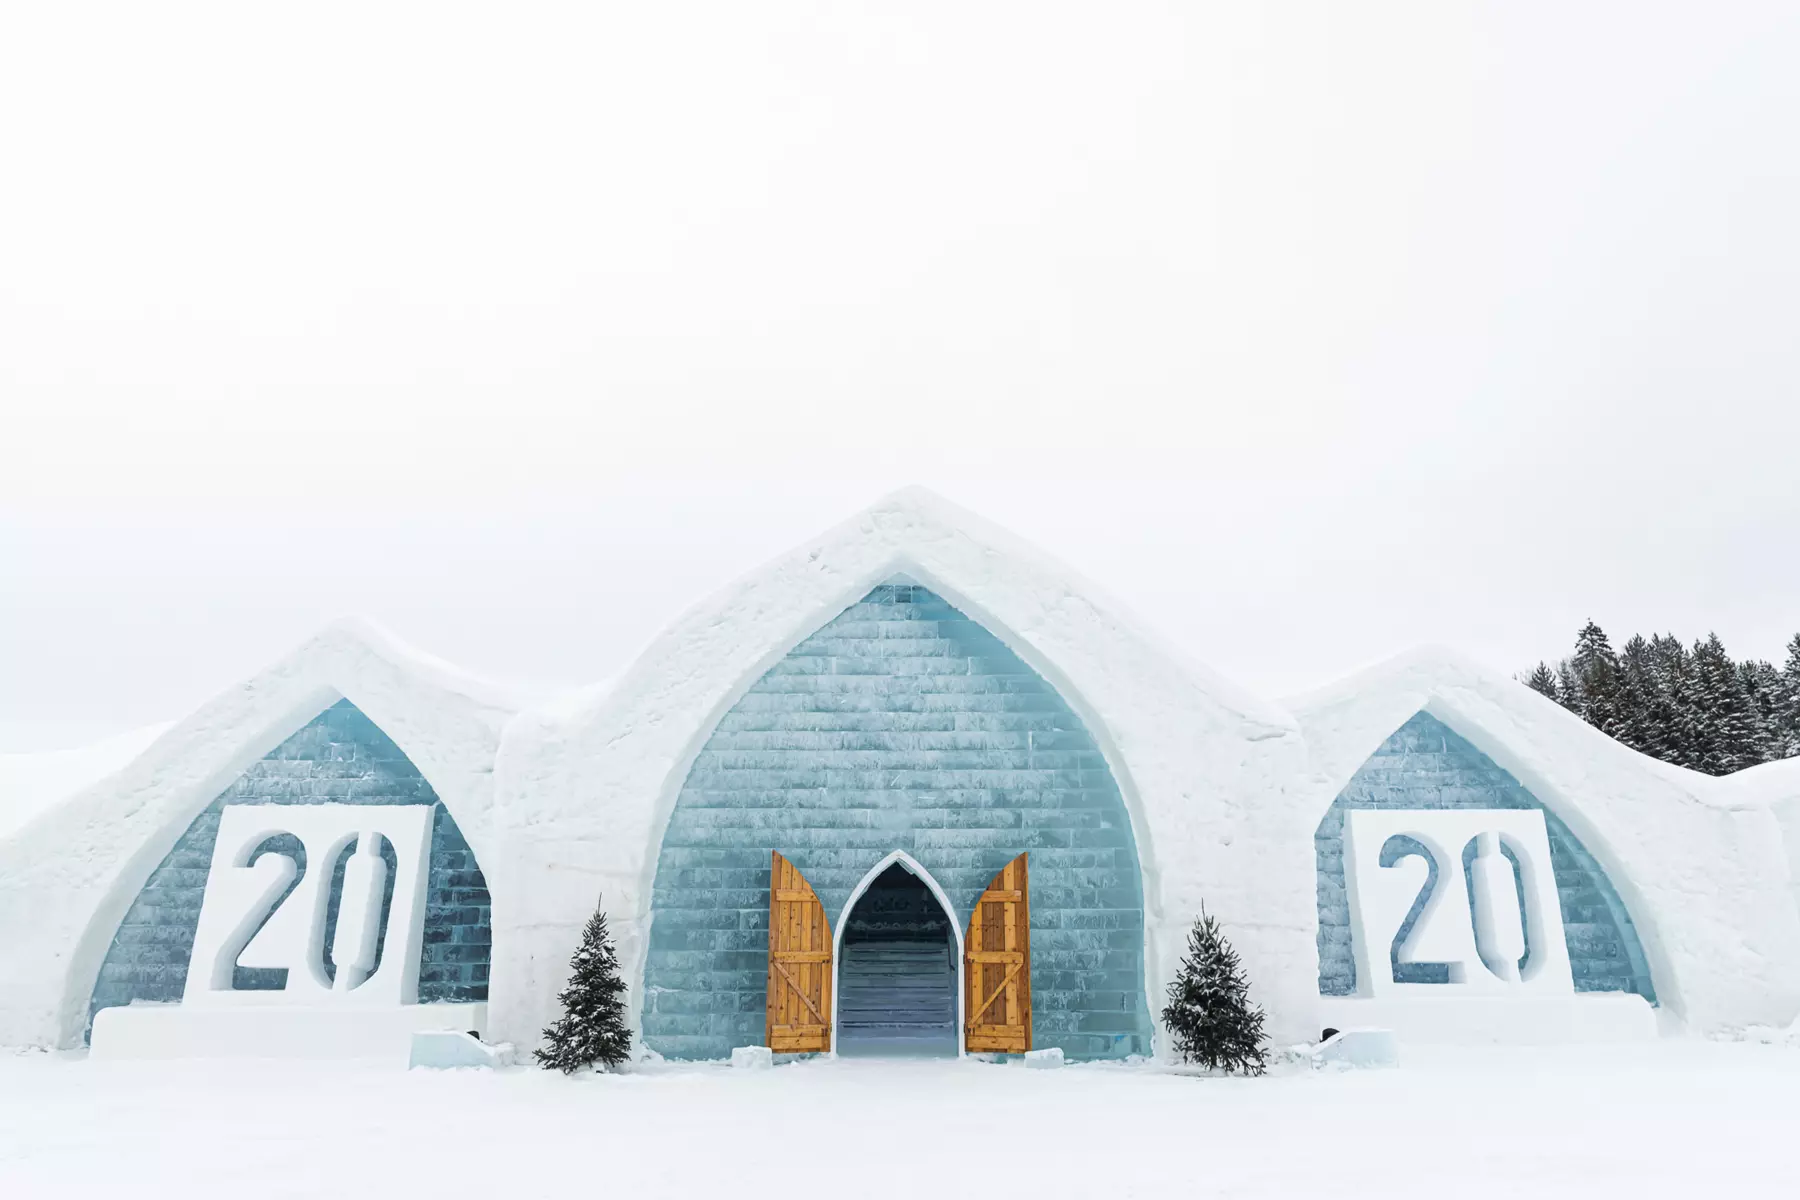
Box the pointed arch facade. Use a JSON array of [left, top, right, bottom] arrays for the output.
[[85, 698, 494, 1037], [639, 581, 1153, 1061], [1313, 710, 1656, 1001], [489, 490, 1319, 1054], [0, 621, 511, 1049]]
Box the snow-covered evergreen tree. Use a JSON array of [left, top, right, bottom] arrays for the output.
[[1524, 662, 1561, 704], [1692, 633, 1763, 775], [1555, 660, 1582, 715], [1743, 660, 1785, 762], [1614, 635, 1658, 756], [1648, 634, 1700, 769], [1780, 635, 1800, 758], [1161, 908, 1266, 1075], [1570, 621, 1623, 738], [535, 905, 632, 1073]]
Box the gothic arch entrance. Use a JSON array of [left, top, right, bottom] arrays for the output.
[[642, 580, 1152, 1061], [832, 853, 960, 1057]]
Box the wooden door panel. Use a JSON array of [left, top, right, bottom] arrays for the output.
[[767, 851, 832, 1053], [964, 852, 1031, 1053]]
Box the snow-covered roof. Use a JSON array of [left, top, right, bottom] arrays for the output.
[[0, 723, 174, 842], [1712, 755, 1800, 809], [508, 485, 1297, 745]]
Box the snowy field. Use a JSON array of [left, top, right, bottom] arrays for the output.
[[3, 1042, 1799, 1198]]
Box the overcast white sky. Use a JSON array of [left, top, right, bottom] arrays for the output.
[[3, 3, 1797, 751]]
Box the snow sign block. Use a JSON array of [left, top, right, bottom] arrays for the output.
[[1343, 808, 1572, 997], [185, 804, 435, 1008]]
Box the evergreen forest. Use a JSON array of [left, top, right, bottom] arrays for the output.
[[1523, 625, 1800, 776]]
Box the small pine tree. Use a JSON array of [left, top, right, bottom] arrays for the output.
[[1161, 907, 1267, 1075], [535, 905, 632, 1073]]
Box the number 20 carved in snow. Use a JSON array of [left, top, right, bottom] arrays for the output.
[[1341, 809, 1576, 996], [183, 804, 435, 1008]]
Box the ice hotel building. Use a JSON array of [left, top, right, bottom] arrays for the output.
[[4, 489, 1799, 1062]]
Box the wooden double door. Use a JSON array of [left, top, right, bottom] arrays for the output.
[[765, 851, 1032, 1054]]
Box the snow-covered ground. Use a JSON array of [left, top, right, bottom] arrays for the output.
[[3, 1042, 1798, 1198]]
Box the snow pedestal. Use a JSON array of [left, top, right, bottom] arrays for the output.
[[1024, 1048, 1065, 1069], [1312, 1029, 1399, 1069], [89, 1002, 488, 1063], [731, 1045, 773, 1070], [1317, 994, 1656, 1044], [409, 1030, 511, 1069]]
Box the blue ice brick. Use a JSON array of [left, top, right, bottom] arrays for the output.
[[1313, 711, 1655, 1003], [1076, 1011, 1145, 1034]]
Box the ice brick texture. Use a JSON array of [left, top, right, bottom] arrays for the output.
[[642, 582, 1151, 1060], [86, 699, 491, 1037], [1315, 711, 1656, 1001]]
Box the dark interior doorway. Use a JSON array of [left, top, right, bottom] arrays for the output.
[[836, 862, 958, 1057]]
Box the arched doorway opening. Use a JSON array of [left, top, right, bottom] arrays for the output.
[[834, 858, 959, 1057]]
